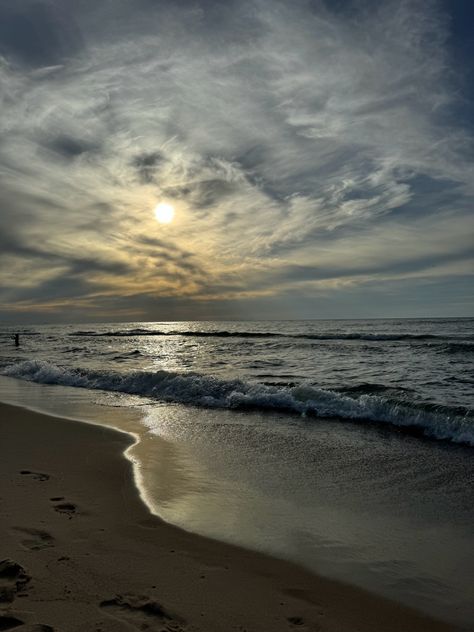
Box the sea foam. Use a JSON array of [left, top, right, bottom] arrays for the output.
[[3, 359, 473, 447]]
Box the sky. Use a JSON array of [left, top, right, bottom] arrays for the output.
[[0, 0, 473, 323]]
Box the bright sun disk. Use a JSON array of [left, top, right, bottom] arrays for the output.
[[154, 202, 175, 224]]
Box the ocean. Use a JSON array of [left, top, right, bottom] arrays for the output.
[[0, 318, 473, 627]]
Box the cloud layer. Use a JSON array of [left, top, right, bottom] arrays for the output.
[[0, 0, 472, 321]]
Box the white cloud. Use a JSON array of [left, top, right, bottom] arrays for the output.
[[0, 0, 472, 318]]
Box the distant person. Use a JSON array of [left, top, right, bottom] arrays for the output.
[[14, 333, 19, 347]]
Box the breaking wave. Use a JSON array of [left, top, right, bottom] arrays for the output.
[[69, 329, 472, 343], [3, 360, 473, 447]]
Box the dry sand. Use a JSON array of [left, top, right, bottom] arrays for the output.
[[0, 402, 460, 632]]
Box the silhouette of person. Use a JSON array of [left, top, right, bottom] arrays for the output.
[[14, 333, 19, 347]]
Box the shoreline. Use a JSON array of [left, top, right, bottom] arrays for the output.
[[0, 401, 462, 631]]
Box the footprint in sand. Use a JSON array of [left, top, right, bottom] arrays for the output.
[[0, 559, 31, 604], [0, 615, 24, 631], [12, 527, 55, 551], [288, 616, 305, 626], [50, 500, 77, 517], [19, 471, 50, 482], [287, 616, 320, 631], [100, 594, 186, 631]]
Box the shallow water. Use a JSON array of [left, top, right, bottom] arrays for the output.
[[0, 375, 472, 628]]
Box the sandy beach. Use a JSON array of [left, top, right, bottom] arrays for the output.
[[0, 402, 461, 632]]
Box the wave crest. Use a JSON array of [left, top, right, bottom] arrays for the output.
[[2, 360, 473, 447], [69, 329, 472, 343]]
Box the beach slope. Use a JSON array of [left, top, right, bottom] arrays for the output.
[[0, 402, 459, 631]]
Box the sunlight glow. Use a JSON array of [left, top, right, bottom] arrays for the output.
[[154, 202, 175, 224]]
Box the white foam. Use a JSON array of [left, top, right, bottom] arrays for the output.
[[3, 359, 473, 447]]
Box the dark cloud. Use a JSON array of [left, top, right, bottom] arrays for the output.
[[277, 247, 474, 284], [134, 236, 205, 277], [165, 178, 237, 209], [132, 151, 165, 184], [0, 2, 83, 67], [42, 135, 100, 159], [68, 257, 132, 277], [385, 175, 468, 221], [0, 225, 132, 278], [4, 273, 93, 303]]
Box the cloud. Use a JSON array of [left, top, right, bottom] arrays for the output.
[[41, 134, 100, 160], [0, 2, 83, 68], [0, 0, 472, 320], [131, 151, 165, 184]]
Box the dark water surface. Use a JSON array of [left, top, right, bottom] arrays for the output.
[[0, 318, 473, 443], [0, 319, 473, 626]]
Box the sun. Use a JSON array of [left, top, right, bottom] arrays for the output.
[[154, 202, 175, 224]]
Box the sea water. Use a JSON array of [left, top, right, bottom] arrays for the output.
[[0, 319, 473, 626]]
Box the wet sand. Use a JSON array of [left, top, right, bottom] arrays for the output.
[[0, 402, 460, 631]]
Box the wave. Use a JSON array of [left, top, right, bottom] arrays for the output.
[[0, 331, 40, 337], [69, 329, 470, 343], [338, 383, 416, 396], [112, 350, 143, 361], [3, 360, 473, 447], [439, 342, 474, 354], [71, 328, 282, 338]]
